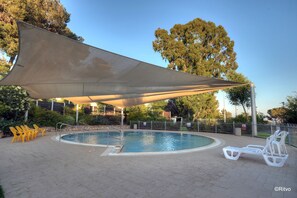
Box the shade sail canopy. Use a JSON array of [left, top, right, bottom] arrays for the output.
[[0, 21, 243, 107]]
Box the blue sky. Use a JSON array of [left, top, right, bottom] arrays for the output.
[[61, 0, 297, 115]]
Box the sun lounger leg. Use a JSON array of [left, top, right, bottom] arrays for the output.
[[223, 148, 241, 160], [263, 154, 288, 167]]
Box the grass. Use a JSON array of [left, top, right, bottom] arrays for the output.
[[256, 132, 271, 139], [0, 185, 4, 198], [257, 132, 290, 144]]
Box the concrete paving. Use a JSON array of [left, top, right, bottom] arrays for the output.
[[0, 131, 296, 198]]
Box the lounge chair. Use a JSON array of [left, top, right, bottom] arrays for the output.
[[9, 127, 26, 143], [33, 124, 46, 136], [223, 131, 289, 167], [16, 126, 32, 141], [25, 125, 38, 139], [20, 125, 34, 140], [271, 131, 289, 156]]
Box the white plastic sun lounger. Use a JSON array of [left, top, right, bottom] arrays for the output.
[[223, 131, 289, 167]]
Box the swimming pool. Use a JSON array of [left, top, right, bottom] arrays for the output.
[[60, 131, 218, 155]]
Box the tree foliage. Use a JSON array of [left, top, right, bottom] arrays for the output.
[[153, 18, 238, 119], [175, 94, 220, 121], [0, 57, 10, 77], [225, 71, 251, 119], [127, 102, 167, 121], [127, 105, 149, 121], [0, 0, 83, 64], [285, 93, 297, 124], [267, 107, 287, 123], [153, 18, 238, 78], [0, 86, 30, 119]]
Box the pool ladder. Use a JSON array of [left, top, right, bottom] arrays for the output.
[[55, 122, 76, 142], [107, 126, 124, 152]]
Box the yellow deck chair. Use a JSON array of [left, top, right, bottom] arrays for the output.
[[25, 125, 38, 139], [16, 126, 31, 141], [9, 127, 25, 143], [33, 124, 46, 136], [21, 125, 34, 140]]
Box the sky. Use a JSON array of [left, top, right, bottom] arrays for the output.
[[60, 0, 297, 116]]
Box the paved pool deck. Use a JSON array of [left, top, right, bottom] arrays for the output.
[[0, 132, 296, 198]]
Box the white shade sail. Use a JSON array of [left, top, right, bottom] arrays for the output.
[[0, 21, 243, 107]]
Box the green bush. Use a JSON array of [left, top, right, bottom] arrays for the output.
[[29, 106, 64, 127], [78, 114, 93, 125], [78, 115, 121, 125], [62, 115, 75, 125], [64, 106, 76, 117], [0, 119, 26, 135]]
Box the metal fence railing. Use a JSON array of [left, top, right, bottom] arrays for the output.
[[129, 121, 297, 147]]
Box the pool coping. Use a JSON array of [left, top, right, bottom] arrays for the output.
[[54, 129, 224, 156]]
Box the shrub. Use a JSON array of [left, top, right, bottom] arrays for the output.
[[0, 86, 30, 120], [78, 114, 93, 125], [29, 106, 64, 127], [0, 119, 26, 136], [62, 115, 75, 125], [81, 115, 121, 125]]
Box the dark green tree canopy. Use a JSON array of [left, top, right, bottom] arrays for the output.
[[285, 93, 297, 124], [153, 18, 238, 120], [153, 18, 238, 78], [225, 71, 250, 118], [175, 93, 220, 121], [267, 107, 287, 122], [0, 0, 83, 63]]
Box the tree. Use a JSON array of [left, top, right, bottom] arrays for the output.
[[153, 18, 238, 78], [126, 105, 149, 121], [219, 109, 232, 121], [148, 100, 167, 120], [0, 86, 30, 119], [0, 57, 10, 78], [285, 93, 297, 124], [175, 94, 220, 121], [267, 107, 287, 123], [225, 71, 251, 121], [153, 18, 238, 120], [0, 0, 83, 64]]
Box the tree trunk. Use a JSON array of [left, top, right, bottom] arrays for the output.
[[241, 104, 248, 122]]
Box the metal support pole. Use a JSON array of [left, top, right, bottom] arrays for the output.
[[251, 83, 257, 136], [223, 97, 226, 123], [51, 100, 54, 111], [233, 121, 235, 133], [164, 121, 166, 131], [24, 110, 28, 122], [197, 120, 200, 132], [36, 100, 38, 107], [76, 104, 79, 125], [104, 105, 106, 116], [121, 108, 124, 129], [63, 102, 66, 116], [151, 121, 153, 130]]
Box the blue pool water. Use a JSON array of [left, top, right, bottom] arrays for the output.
[[61, 131, 214, 153]]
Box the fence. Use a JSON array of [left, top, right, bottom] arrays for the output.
[[129, 120, 297, 147]]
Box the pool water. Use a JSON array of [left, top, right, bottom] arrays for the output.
[[61, 131, 214, 153]]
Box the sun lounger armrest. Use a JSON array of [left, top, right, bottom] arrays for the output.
[[246, 145, 265, 149]]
